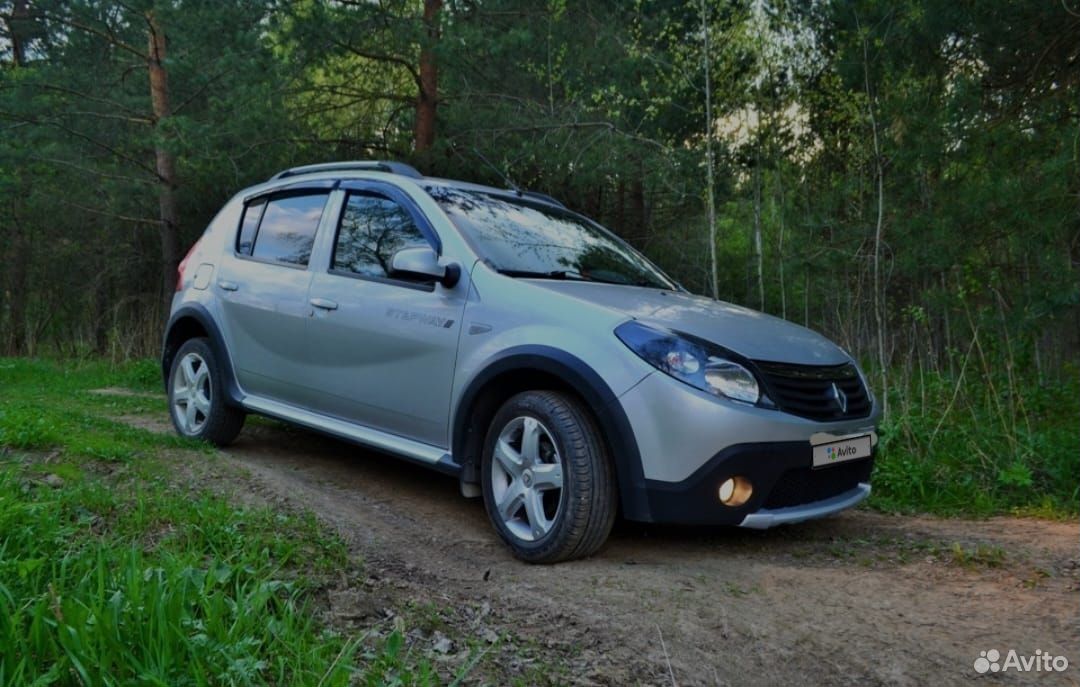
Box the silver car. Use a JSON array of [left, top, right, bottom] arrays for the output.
[[163, 161, 881, 563]]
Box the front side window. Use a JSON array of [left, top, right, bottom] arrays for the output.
[[426, 186, 676, 289], [244, 193, 327, 266], [332, 193, 431, 280]]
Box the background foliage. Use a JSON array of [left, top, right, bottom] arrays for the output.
[[0, 0, 1077, 513]]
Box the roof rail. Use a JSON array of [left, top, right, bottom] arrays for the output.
[[270, 161, 423, 181], [519, 190, 566, 209]]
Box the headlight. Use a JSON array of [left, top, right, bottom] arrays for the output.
[[704, 360, 759, 403], [615, 321, 762, 404]]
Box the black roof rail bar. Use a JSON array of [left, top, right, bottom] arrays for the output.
[[519, 190, 566, 209], [270, 161, 423, 181]]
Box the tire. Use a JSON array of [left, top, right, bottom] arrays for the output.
[[167, 337, 245, 446], [481, 390, 617, 563]]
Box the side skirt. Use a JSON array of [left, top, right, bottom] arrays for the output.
[[241, 394, 460, 476]]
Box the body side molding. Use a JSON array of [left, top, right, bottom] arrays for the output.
[[243, 395, 458, 475]]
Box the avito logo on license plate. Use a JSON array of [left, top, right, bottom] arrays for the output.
[[812, 434, 872, 468]]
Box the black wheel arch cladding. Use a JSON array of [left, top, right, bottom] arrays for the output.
[[452, 345, 653, 522], [161, 303, 244, 407]]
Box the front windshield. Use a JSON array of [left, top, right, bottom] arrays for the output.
[[427, 186, 677, 290]]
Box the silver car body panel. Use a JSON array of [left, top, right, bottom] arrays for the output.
[[301, 188, 469, 446], [449, 262, 654, 430], [524, 281, 851, 365], [617, 370, 880, 482]]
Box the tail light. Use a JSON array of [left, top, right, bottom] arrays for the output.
[[176, 237, 202, 291]]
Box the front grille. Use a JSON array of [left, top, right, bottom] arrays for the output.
[[755, 361, 871, 421], [764, 458, 873, 509]]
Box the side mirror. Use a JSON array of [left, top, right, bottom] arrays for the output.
[[389, 246, 461, 288]]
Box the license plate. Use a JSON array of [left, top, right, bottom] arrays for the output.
[[812, 434, 872, 468]]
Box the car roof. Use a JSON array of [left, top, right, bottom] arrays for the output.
[[270, 160, 424, 180], [266, 160, 567, 210]]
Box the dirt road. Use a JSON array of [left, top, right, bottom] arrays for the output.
[[134, 414, 1078, 686]]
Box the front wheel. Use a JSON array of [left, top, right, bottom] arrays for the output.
[[481, 391, 617, 563], [167, 338, 245, 446]]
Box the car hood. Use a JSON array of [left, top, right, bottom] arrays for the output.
[[526, 281, 851, 365]]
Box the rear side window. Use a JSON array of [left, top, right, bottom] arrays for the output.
[[332, 193, 430, 280], [238, 193, 328, 266]]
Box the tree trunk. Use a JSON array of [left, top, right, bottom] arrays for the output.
[[776, 168, 787, 320], [614, 179, 626, 234], [3, 0, 30, 354], [8, 0, 28, 67], [752, 141, 764, 310], [147, 11, 181, 317], [93, 268, 110, 356], [630, 169, 646, 237], [861, 26, 888, 417], [701, 0, 718, 299], [4, 207, 29, 355], [413, 0, 442, 153]]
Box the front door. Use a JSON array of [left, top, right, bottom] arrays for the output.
[[304, 183, 467, 447]]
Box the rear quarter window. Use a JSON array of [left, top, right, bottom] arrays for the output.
[[236, 198, 265, 255]]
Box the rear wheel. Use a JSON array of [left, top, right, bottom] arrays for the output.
[[167, 338, 245, 446], [481, 391, 616, 563]]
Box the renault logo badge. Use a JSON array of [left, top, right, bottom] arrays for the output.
[[829, 382, 848, 413]]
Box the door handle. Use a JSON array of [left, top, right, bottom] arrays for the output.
[[217, 280, 239, 292], [310, 297, 338, 311]]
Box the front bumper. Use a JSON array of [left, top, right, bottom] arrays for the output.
[[740, 482, 870, 529], [613, 368, 879, 524], [637, 439, 875, 526]]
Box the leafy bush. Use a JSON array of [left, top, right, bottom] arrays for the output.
[[872, 366, 1079, 516]]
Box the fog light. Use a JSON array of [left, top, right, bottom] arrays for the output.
[[718, 476, 752, 507]]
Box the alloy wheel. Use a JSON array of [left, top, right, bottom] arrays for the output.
[[490, 416, 565, 541], [171, 352, 211, 435]]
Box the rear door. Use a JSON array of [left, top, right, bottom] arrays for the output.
[[304, 181, 467, 447], [215, 187, 331, 403]]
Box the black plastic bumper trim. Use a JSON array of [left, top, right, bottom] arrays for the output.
[[637, 440, 875, 526]]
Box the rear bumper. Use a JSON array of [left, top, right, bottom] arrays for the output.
[[637, 440, 874, 526]]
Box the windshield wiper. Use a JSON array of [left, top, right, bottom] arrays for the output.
[[497, 268, 629, 285], [496, 268, 584, 280], [496, 268, 673, 289]]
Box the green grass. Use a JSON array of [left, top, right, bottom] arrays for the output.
[[0, 357, 195, 460], [871, 366, 1079, 517], [947, 542, 1007, 569], [0, 358, 454, 686]]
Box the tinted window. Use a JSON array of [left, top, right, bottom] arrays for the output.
[[427, 186, 675, 290], [236, 199, 265, 255], [332, 194, 430, 279], [250, 193, 327, 266]]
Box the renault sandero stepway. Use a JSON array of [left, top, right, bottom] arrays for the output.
[[163, 161, 880, 563]]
